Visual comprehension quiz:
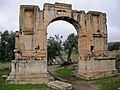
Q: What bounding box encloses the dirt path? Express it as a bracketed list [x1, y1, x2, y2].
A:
[48, 65, 101, 90]
[72, 81, 100, 90]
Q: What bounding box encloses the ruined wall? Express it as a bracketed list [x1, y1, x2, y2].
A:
[14, 2, 117, 79]
[15, 5, 46, 60]
[15, 2, 108, 61]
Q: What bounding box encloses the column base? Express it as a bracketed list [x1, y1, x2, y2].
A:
[6, 60, 53, 84]
[77, 69, 118, 80]
[77, 58, 118, 80]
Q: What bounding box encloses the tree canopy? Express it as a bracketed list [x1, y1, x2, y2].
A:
[0, 30, 79, 65]
[63, 33, 78, 62]
[47, 34, 64, 65]
[47, 33, 78, 65]
[0, 30, 15, 62]
[108, 42, 120, 51]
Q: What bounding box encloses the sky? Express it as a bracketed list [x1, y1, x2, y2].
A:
[0, 0, 120, 42]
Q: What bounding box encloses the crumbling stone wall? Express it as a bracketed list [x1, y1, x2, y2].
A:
[16, 3, 107, 60]
[14, 2, 117, 79]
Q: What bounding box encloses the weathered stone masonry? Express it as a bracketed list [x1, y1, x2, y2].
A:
[7, 2, 117, 84]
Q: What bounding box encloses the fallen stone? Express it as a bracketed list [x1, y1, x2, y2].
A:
[48, 80, 72, 90]
[0, 67, 4, 70]
[2, 75, 8, 79]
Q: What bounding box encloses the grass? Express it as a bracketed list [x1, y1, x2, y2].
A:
[58, 51, 79, 62]
[1, 61, 120, 90]
[55, 66, 120, 90]
[0, 84, 53, 90]
[0, 70, 54, 90]
[71, 52, 78, 62]
[0, 70, 10, 85]
[56, 67, 73, 79]
[0, 62, 11, 68]
[95, 75, 120, 90]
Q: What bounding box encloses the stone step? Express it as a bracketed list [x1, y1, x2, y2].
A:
[8, 72, 48, 79]
[7, 77, 49, 84]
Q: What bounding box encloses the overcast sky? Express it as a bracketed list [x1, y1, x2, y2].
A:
[0, 0, 120, 42]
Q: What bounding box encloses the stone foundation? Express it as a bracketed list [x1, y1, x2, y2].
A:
[7, 60, 50, 84]
[77, 58, 118, 79]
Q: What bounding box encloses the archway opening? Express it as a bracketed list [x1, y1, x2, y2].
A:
[47, 20, 77, 41]
[47, 20, 79, 65]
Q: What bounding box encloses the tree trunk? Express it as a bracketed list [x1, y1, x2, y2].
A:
[58, 53, 65, 61]
[67, 47, 73, 62]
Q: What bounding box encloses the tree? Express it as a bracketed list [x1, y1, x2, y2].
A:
[47, 33, 78, 66]
[47, 34, 64, 65]
[63, 33, 78, 62]
[108, 42, 120, 51]
[112, 42, 120, 51]
[0, 30, 15, 62]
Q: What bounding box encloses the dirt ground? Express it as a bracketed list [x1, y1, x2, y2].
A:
[48, 65, 100, 90]
[72, 81, 100, 90]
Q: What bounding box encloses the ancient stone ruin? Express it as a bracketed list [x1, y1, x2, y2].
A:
[7, 2, 117, 84]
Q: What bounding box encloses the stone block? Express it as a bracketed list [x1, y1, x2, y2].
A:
[7, 60, 49, 84]
[48, 80, 72, 90]
[77, 57, 118, 79]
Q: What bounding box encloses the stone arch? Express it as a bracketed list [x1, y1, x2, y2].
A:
[7, 2, 117, 84]
[46, 16, 80, 64]
[46, 16, 81, 55]
[47, 16, 81, 31]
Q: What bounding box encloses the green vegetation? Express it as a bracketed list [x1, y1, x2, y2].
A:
[0, 84, 53, 90]
[56, 67, 73, 79]
[47, 34, 64, 65]
[116, 56, 120, 73]
[60, 51, 78, 62]
[0, 62, 10, 67]
[0, 30, 15, 62]
[70, 52, 78, 62]
[63, 33, 78, 62]
[108, 42, 120, 51]
[0, 70, 10, 85]
[0, 70, 54, 90]
[47, 33, 78, 65]
[55, 66, 120, 90]
[95, 76, 120, 90]
[0, 63, 120, 90]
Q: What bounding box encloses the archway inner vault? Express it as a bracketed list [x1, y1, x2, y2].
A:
[7, 2, 117, 84]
